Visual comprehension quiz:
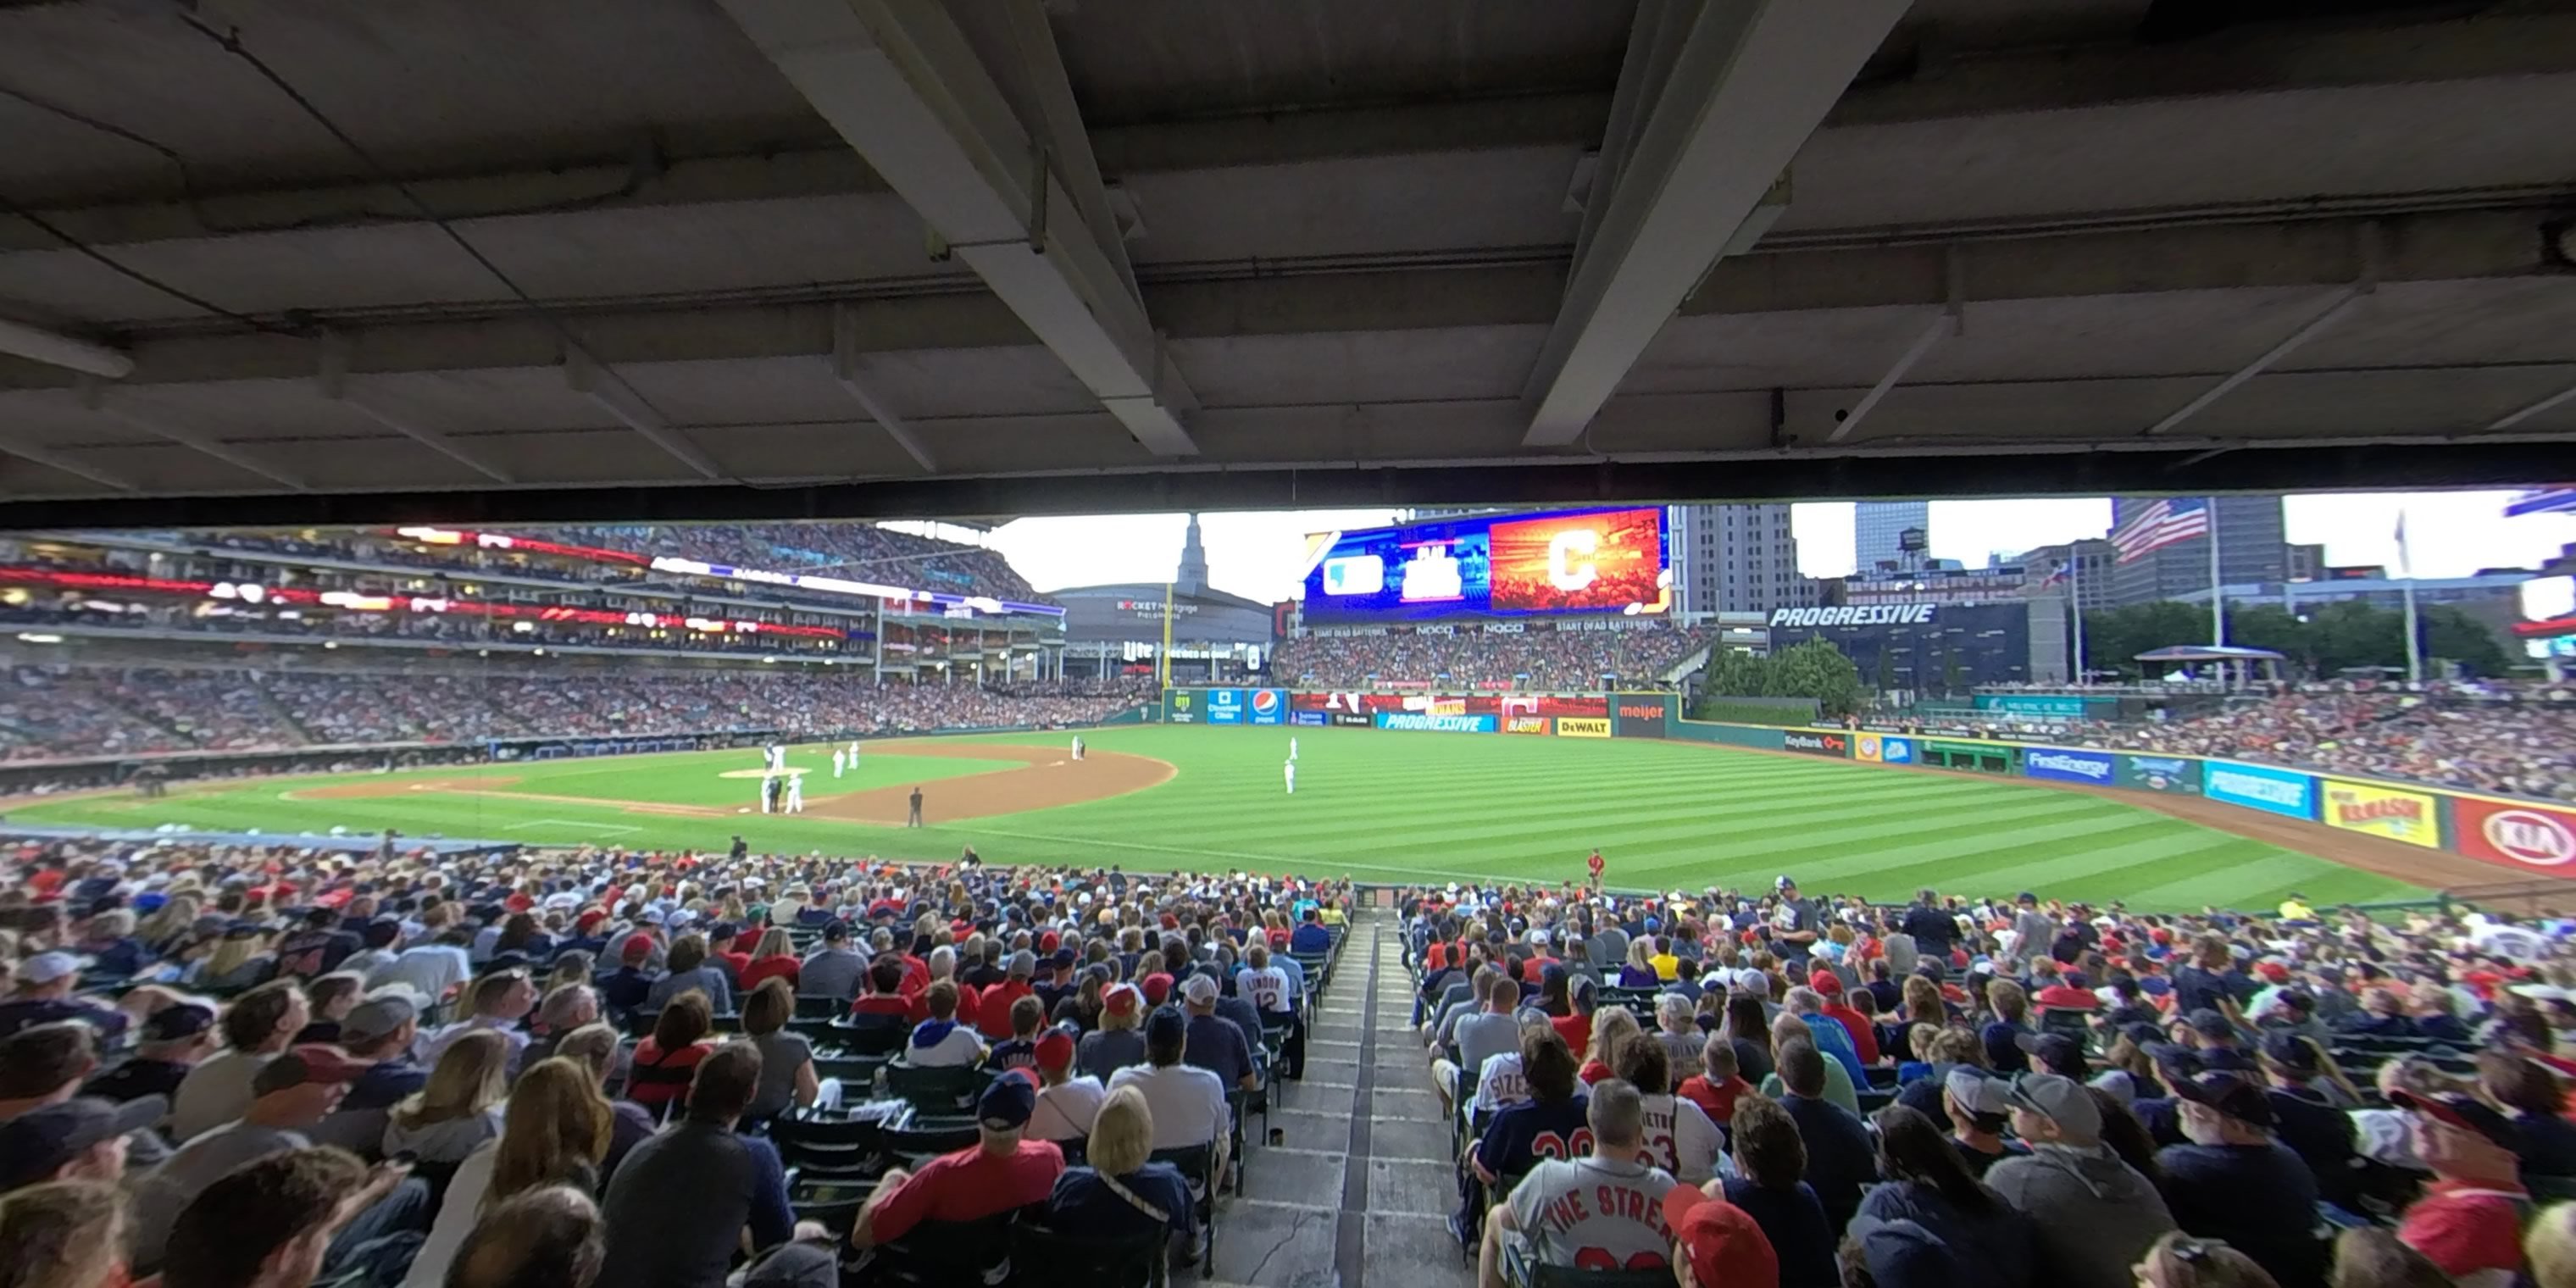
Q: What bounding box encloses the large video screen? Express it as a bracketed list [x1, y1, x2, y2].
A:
[1300, 507, 1666, 623]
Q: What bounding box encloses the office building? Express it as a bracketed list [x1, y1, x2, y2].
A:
[1854, 500, 1931, 576]
[2107, 494, 2287, 605]
[2018, 538, 2118, 611]
[1672, 503, 1811, 616]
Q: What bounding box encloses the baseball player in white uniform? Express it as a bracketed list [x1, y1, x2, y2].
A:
[758, 774, 772, 813]
[1283, 758, 1296, 795]
[784, 773, 804, 813]
[1290, 736, 1298, 762]
[831, 748, 847, 779]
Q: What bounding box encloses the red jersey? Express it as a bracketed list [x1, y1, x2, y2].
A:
[868, 1140, 1066, 1242]
[979, 980, 1035, 1041]
[1675, 1074, 1752, 1125]
[1551, 1013, 1592, 1058]
[2398, 1180, 2529, 1283]
[741, 956, 801, 991]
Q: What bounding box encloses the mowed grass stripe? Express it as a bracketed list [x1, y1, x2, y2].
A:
[14, 724, 2435, 912]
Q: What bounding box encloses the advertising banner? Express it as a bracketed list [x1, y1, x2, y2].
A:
[1205, 688, 1246, 725]
[1502, 715, 1552, 735]
[1782, 730, 1852, 758]
[2320, 779, 2440, 848]
[2024, 747, 2118, 786]
[1330, 712, 1372, 728]
[2120, 755, 2201, 795]
[1974, 695, 2105, 719]
[1613, 696, 1670, 739]
[1504, 693, 1611, 719]
[1290, 710, 1325, 728]
[2205, 761, 2317, 820]
[2452, 797, 2576, 870]
[1374, 712, 1496, 733]
[1247, 689, 1287, 726]
[1165, 689, 1198, 724]
[1856, 734, 1916, 765]
[1302, 506, 1668, 623]
[1556, 717, 1611, 738]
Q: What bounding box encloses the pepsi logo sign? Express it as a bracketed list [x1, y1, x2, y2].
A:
[2487, 810, 2576, 867]
[1252, 690, 1280, 714]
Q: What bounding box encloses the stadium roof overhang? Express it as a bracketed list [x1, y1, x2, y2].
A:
[2, 0, 2573, 528]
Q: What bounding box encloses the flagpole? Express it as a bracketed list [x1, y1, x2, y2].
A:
[2068, 552, 2087, 686]
[2207, 497, 2225, 648]
[2397, 508, 2423, 685]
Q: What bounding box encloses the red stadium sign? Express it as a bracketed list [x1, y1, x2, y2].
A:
[2454, 797, 2576, 871]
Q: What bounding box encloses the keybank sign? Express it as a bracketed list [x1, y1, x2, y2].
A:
[1769, 604, 1938, 627]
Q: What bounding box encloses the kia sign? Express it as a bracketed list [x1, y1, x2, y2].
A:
[1768, 604, 1937, 628]
[2024, 747, 2116, 785]
[1248, 689, 1287, 726]
[1783, 730, 1850, 757]
[2205, 761, 2317, 820]
[2455, 797, 2576, 870]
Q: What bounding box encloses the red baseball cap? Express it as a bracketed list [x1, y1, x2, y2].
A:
[1663, 1185, 1779, 1288]
[1103, 984, 1142, 1018]
[1035, 1030, 1075, 1073]
[620, 933, 655, 963]
[1811, 973, 1843, 997]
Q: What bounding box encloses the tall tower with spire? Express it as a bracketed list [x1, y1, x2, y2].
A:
[1174, 512, 1208, 594]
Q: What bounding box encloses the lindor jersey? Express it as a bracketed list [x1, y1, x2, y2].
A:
[1507, 1156, 1678, 1274]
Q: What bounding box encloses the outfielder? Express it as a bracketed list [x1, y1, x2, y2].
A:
[1283, 758, 1296, 795]
[1289, 736, 1298, 762]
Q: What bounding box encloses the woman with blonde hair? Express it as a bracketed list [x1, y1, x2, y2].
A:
[1580, 1005, 1641, 1085]
[184, 924, 275, 991]
[401, 1057, 614, 1288]
[136, 893, 202, 957]
[0, 1180, 128, 1288]
[385, 1029, 509, 1164]
[1040, 1085, 1195, 1243]
[739, 926, 801, 991]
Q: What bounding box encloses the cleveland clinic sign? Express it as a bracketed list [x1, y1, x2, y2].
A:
[1768, 604, 1939, 628]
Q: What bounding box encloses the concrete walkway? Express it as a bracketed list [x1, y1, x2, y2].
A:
[1194, 908, 1476, 1288]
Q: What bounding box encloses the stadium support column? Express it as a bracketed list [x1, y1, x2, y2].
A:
[1519, 0, 1910, 446]
[2207, 497, 2225, 648]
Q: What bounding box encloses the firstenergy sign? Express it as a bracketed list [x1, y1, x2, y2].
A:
[1769, 605, 1938, 628]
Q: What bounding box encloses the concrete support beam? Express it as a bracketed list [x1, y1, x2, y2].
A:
[1836, 12, 2576, 127]
[1522, 0, 1912, 447]
[831, 303, 937, 473]
[719, 0, 1200, 455]
[81, 381, 308, 490]
[316, 334, 516, 483]
[563, 352, 723, 480]
[0, 428, 139, 492]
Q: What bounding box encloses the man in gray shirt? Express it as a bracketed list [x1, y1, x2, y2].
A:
[1432, 971, 1521, 1118]
[797, 921, 867, 1002]
[129, 1048, 369, 1273]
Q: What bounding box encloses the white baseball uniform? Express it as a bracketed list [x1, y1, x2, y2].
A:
[832, 749, 846, 779]
[1284, 760, 1296, 794]
[785, 775, 803, 813]
[1290, 736, 1298, 762]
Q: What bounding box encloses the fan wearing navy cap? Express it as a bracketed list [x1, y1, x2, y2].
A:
[2390, 1090, 2529, 1288]
[2152, 1068, 2325, 1288]
[2255, 1030, 2361, 1210]
[0, 1094, 167, 1194]
[83, 998, 219, 1108]
[847, 1072, 1066, 1252]
[1108, 1005, 1230, 1176]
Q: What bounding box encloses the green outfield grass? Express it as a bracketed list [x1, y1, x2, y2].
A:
[12, 725, 2429, 910]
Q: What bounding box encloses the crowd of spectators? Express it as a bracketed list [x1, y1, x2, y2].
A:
[0, 665, 1154, 765]
[0, 838, 1350, 1288]
[1411, 872, 2576, 1288]
[107, 521, 1055, 608]
[1274, 625, 1716, 691]
[2116, 684, 2576, 802]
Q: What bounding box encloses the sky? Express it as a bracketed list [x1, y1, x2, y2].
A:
[896, 491, 2576, 604]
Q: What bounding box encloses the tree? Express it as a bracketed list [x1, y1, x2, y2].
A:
[2080, 596, 2513, 680]
[1873, 644, 1895, 697]
[2421, 605, 2512, 676]
[1769, 638, 1868, 718]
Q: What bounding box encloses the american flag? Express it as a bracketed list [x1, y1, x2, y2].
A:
[2111, 497, 2210, 563]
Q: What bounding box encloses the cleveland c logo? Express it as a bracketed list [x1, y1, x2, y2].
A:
[1546, 530, 1599, 591]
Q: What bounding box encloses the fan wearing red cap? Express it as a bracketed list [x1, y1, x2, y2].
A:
[1664, 1182, 1780, 1288]
[2389, 1090, 2529, 1286]
[1807, 973, 1881, 1066]
[1027, 1026, 1105, 1143]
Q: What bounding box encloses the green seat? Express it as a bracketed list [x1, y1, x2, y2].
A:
[884, 1061, 985, 1116]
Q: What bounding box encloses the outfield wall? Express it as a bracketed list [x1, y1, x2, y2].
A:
[1162, 686, 2576, 881]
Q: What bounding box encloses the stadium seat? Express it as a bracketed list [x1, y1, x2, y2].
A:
[881, 1114, 980, 1166]
[849, 1206, 1033, 1286]
[1502, 1243, 1675, 1288]
[885, 1062, 986, 1116]
[1008, 1219, 1169, 1288]
[787, 1175, 875, 1230]
[794, 994, 847, 1020]
[771, 1107, 887, 1179]
[1148, 1144, 1219, 1274]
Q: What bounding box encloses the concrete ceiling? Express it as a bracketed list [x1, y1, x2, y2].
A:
[0, 0, 2571, 526]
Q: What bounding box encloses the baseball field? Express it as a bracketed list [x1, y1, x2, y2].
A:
[5, 724, 2439, 910]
